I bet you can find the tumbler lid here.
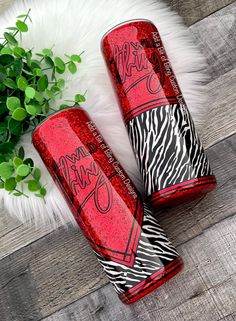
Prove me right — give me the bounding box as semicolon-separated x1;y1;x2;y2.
102;18;153;42
31;106;82;138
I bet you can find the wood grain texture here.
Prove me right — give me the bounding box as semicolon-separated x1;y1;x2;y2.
0;134;236;321
165;0;235;26
188;2;236;147
0;208;21;238
202;68;236;148
0;226;107;321
0;214;55;260
42;215;236;321
189;2;236;81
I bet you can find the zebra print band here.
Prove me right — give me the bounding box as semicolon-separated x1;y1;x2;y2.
127;103;216;206
95;203;183;303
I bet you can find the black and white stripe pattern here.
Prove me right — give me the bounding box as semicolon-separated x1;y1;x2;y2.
127;104;213;195
95;204;179;295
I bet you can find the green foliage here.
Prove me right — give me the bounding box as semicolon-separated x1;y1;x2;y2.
0;9;86;199
0;145;45;199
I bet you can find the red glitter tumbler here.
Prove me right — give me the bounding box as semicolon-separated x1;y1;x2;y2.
101;19;217;208
32;107;183;304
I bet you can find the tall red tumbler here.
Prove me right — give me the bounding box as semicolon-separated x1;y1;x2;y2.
101;19;217;208
32;107;183;304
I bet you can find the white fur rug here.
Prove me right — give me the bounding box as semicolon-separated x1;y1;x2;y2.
0;0;208;228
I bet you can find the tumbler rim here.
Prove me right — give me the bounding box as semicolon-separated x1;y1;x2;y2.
101;18;154;42
31;105;82;138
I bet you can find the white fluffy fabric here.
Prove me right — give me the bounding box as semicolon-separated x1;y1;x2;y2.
0;0;208;228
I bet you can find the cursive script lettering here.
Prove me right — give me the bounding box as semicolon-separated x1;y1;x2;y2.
113;42;148;83
113;41;163;94
59;146;112;214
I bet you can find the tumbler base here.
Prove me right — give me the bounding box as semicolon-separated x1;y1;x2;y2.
119;257;183;304
149;175;217;208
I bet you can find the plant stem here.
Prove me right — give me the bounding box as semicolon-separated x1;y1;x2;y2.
14;188;29;198
2;8;31;47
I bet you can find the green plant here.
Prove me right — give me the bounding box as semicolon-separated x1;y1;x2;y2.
0;9;86;200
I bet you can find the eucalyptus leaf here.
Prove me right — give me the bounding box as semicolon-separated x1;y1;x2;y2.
16;20;28;32
0;54;14;66
75;94;86;103
8;118;22;135
25;86;36;98
13;59;23;77
68;61;77;74
25;104;37;115
54;57;65;72
33;68;43;77
26;51;32;66
31;60;41;69
12;107;27;121
13;46;25;58
28;179;41;191
55;66;64;74
37;74;48;91
16;164;30;177
6;26;18;31
33;168;41;181
3;78;17;89
0;162;14;179
13;192;23;196
51;85;60;93
42;48;53;56
44;100;49;113
4;32;18;45
6;96;21;111
17;76;28;91
13;156;23;167
17;14;27;18
23;158;34;168
18;146;25;159
45;56;54;67
1;47;13;55
70;54;81;63
34;91;44;103
4;177;17;191
45;89;53;99
15;175;23;182
40;186;46;197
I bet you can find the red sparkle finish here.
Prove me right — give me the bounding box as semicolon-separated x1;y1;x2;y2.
150;176;217;208
101;19;217;208
101;19;179;123
32;107;183;303
120;257;183;304
33;107;143;267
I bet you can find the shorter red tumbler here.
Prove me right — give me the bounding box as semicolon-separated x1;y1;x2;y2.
32;107;183;304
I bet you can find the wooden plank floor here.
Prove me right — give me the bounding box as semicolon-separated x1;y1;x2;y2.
166;0;235;26
0;1;236;321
